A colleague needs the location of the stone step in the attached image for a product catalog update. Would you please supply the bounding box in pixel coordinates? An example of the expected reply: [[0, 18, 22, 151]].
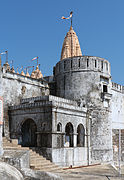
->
[[32, 164, 62, 171], [30, 158, 49, 164], [11, 139, 18, 145], [29, 151, 39, 155], [36, 166, 62, 172], [30, 154, 41, 158], [30, 157, 49, 162], [3, 147, 29, 150], [3, 137, 62, 173], [3, 143, 22, 148], [30, 160, 52, 167], [38, 164, 59, 169]]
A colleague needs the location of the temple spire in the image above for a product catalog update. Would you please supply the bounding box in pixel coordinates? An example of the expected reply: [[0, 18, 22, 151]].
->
[[60, 26, 82, 60]]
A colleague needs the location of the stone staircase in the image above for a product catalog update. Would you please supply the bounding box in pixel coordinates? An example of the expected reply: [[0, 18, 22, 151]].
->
[[2, 137, 63, 173]]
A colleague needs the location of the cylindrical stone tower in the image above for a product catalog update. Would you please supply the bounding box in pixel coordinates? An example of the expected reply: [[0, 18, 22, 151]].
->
[[54, 26, 113, 163]]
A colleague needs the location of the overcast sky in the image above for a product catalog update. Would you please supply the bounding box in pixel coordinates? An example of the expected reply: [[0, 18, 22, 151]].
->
[[0, 0, 123, 84]]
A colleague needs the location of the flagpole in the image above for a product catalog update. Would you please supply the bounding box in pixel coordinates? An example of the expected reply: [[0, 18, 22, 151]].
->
[[5, 51, 8, 63], [37, 57, 38, 66], [71, 16, 72, 27]]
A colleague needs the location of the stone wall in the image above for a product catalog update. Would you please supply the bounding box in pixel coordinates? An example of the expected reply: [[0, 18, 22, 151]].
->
[[112, 129, 124, 164], [2, 69, 49, 137], [111, 84, 124, 164], [111, 88, 124, 129], [47, 147, 88, 167], [90, 108, 112, 163]]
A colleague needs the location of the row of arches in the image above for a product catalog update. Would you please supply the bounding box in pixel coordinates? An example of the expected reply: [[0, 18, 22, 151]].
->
[[57, 122, 85, 147], [20, 119, 85, 148]]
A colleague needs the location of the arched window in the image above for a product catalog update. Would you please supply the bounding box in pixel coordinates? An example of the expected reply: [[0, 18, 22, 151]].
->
[[77, 124, 85, 147], [65, 122, 74, 147], [57, 123, 62, 132]]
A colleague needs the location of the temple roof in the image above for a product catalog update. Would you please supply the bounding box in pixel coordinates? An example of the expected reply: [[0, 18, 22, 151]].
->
[[31, 65, 43, 79], [60, 26, 82, 60]]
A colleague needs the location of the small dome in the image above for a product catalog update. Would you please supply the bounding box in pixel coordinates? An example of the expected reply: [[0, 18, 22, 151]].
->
[[61, 26, 82, 60], [20, 70, 25, 76], [11, 67, 15, 73], [32, 65, 43, 79], [3, 62, 11, 71], [26, 72, 30, 77], [31, 71, 35, 78]]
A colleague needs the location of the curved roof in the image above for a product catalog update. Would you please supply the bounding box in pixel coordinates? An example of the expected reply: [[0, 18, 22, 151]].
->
[[60, 26, 82, 60]]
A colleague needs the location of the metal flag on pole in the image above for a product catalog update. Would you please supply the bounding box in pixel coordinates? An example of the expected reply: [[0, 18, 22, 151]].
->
[[61, 11, 73, 26], [37, 57, 38, 66], [31, 56, 39, 65], [0, 51, 8, 63]]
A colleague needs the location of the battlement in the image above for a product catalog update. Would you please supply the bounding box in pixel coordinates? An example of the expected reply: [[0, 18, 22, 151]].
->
[[55, 56, 111, 76], [112, 82, 124, 93]]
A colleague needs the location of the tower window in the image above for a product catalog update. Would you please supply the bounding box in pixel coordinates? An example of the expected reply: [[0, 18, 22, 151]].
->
[[106, 63, 108, 71], [64, 61, 66, 70], [87, 59, 89, 67], [101, 61, 103, 70], [103, 85, 107, 93], [79, 59, 80, 67], [71, 60, 72, 69], [64, 75, 65, 90], [95, 60, 97, 68]]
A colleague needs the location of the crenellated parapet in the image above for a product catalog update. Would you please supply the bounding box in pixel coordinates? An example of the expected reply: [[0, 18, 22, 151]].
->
[[112, 82, 124, 93], [55, 56, 111, 77]]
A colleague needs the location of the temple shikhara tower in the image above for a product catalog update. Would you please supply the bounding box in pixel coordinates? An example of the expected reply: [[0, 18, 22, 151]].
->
[[61, 26, 82, 60]]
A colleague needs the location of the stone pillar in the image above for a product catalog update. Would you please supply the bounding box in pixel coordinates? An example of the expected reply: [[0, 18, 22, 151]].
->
[[37, 133, 41, 147], [73, 134, 77, 147]]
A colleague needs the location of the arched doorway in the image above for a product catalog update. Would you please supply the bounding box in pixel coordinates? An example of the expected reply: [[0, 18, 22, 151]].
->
[[65, 122, 74, 147], [77, 124, 85, 147], [21, 119, 37, 147]]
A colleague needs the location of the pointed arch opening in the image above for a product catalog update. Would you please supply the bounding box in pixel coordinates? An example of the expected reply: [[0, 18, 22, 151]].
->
[[65, 122, 74, 147], [77, 124, 85, 147], [57, 123, 62, 132]]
